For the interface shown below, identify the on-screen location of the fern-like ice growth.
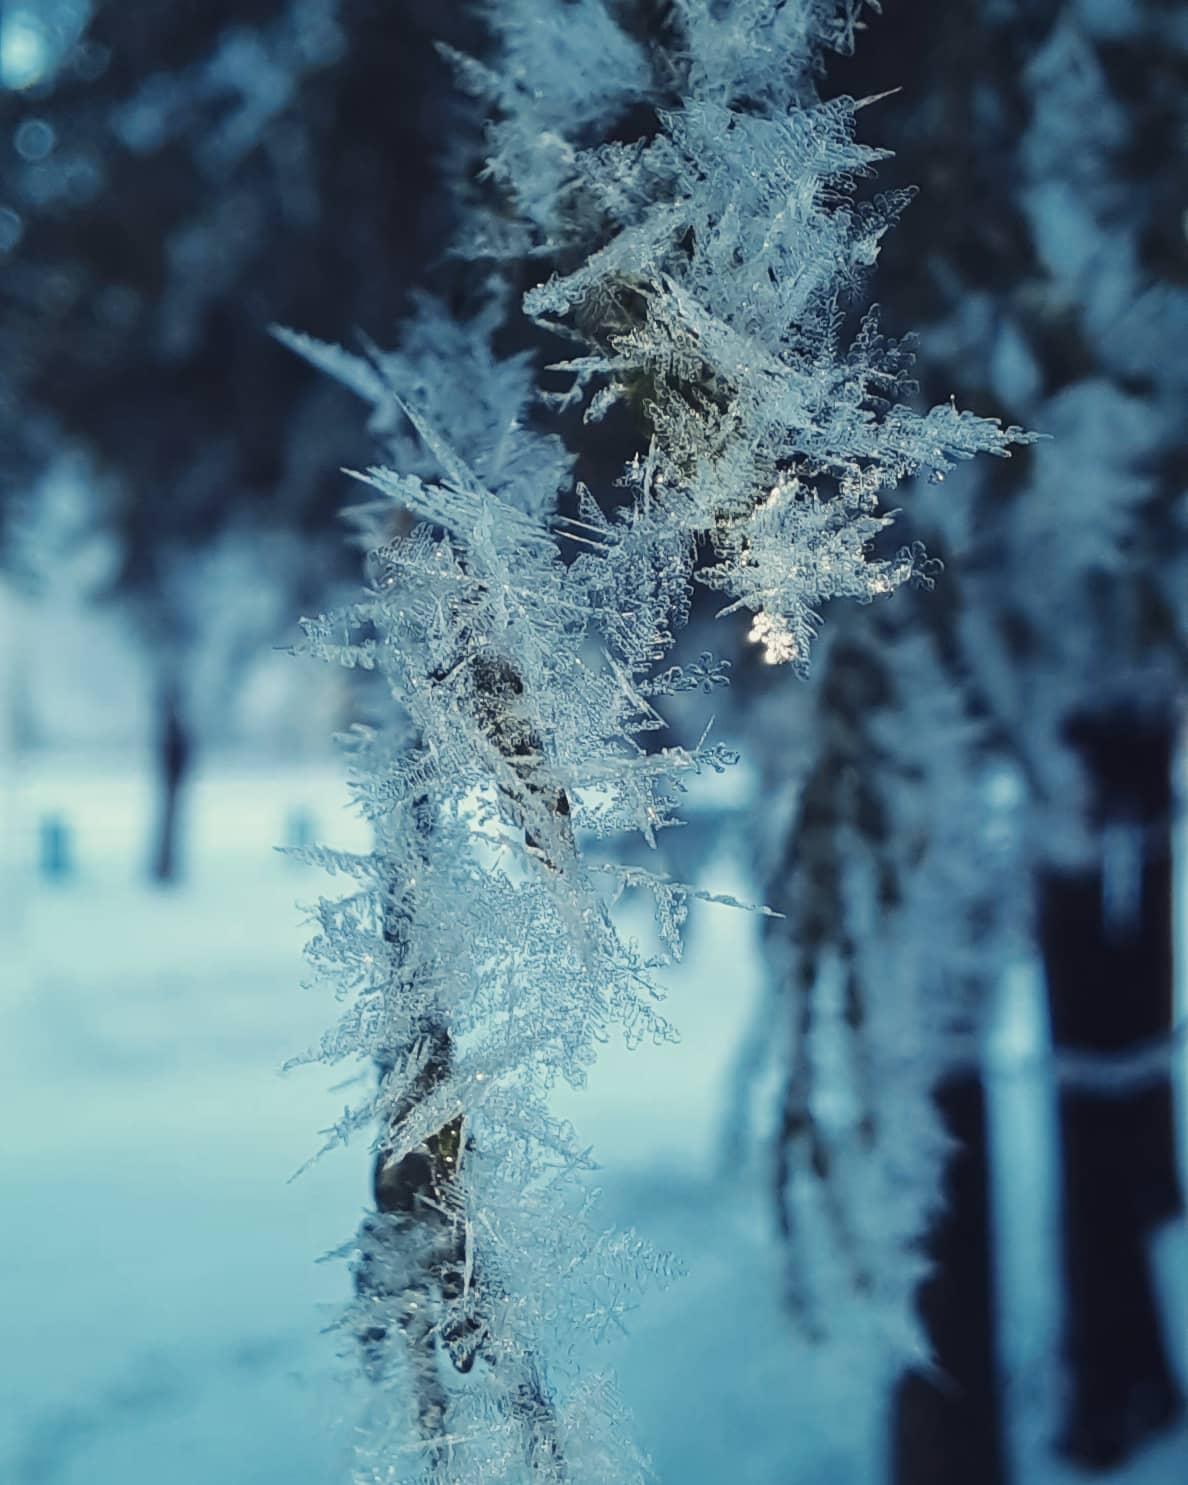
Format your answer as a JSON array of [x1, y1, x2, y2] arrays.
[[282, 2, 1033, 1478], [449, 3, 1033, 668], [514, 87, 1032, 669], [275, 290, 574, 525], [287, 334, 745, 1481]]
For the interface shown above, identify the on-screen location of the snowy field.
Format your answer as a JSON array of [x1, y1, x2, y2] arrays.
[[2, 754, 1185, 1484]]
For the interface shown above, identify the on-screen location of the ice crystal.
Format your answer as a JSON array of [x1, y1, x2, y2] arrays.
[[282, 3, 1033, 1477], [288, 376, 735, 1480]]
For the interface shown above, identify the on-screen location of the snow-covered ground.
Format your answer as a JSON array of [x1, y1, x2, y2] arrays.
[[2, 753, 803, 1485], [3, 753, 1185, 1483]]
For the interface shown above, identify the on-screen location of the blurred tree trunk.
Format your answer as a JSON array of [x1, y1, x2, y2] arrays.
[[892, 1072, 1008, 1485], [150, 683, 192, 884], [1037, 710, 1184, 1468]]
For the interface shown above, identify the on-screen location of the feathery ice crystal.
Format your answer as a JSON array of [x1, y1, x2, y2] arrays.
[[281, 3, 1033, 1478]]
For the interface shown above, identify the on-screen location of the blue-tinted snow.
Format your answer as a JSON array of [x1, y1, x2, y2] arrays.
[[3, 750, 1185, 1484]]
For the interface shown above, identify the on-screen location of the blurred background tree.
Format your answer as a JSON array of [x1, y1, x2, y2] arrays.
[[756, 2, 1188, 1478], [0, 0, 474, 879]]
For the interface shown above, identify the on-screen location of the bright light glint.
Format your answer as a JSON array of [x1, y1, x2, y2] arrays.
[[1, 12, 51, 90]]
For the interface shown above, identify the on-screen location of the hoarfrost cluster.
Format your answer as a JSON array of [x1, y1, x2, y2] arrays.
[[280, 1, 1031, 1478]]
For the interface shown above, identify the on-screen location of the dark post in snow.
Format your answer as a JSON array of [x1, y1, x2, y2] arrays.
[[39, 815, 73, 882], [150, 682, 192, 884], [1037, 708, 1185, 1468], [891, 1073, 1008, 1485]]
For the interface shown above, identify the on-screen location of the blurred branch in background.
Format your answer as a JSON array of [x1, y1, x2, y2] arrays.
[[764, 2, 1188, 1479]]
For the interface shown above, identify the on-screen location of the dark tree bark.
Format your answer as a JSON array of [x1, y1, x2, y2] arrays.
[[1037, 709, 1185, 1469], [150, 683, 192, 884], [892, 1072, 1008, 1485]]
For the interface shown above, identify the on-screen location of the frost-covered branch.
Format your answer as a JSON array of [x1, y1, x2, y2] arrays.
[[280, 2, 1031, 1477]]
